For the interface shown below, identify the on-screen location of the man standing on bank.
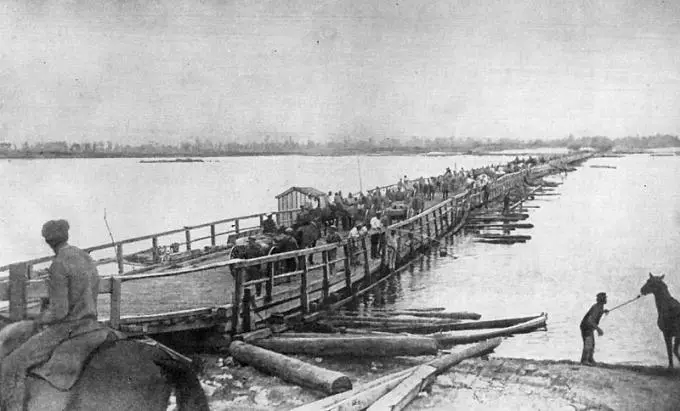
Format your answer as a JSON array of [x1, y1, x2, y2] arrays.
[[580, 292, 609, 365], [1, 219, 102, 411]]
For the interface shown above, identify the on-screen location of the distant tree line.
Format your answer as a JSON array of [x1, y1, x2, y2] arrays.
[[0, 134, 677, 158]]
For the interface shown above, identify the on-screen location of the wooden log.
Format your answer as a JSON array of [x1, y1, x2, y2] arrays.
[[277, 332, 403, 339], [229, 341, 352, 395], [475, 234, 532, 240], [336, 310, 481, 320], [433, 314, 548, 347], [366, 337, 502, 411], [323, 315, 457, 325], [360, 307, 446, 313], [291, 367, 416, 411], [254, 335, 439, 357], [370, 314, 542, 334], [475, 239, 527, 245], [465, 223, 534, 229]]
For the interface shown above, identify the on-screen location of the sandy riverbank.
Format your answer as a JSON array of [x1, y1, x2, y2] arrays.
[[176, 351, 680, 411]]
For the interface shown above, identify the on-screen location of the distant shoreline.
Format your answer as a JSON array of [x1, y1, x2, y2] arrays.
[[0, 149, 574, 160], [0, 147, 676, 160]]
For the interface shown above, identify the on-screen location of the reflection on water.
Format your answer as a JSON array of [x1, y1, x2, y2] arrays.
[[2, 154, 679, 366], [359, 155, 680, 367]]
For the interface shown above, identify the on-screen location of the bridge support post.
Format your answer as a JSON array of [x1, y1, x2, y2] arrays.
[[321, 250, 330, 303], [231, 267, 245, 334], [9, 263, 28, 321], [242, 288, 252, 333], [342, 244, 352, 294]]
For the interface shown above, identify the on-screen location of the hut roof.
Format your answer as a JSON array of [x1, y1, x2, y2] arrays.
[[275, 186, 326, 199]]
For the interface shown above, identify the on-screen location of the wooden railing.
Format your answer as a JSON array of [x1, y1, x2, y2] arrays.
[[0, 209, 300, 279]]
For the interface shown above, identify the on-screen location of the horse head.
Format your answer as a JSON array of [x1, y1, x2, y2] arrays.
[[641, 272, 667, 296]]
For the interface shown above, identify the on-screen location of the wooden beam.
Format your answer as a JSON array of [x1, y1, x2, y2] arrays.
[[229, 341, 352, 395], [231, 267, 244, 334], [253, 335, 439, 357], [109, 276, 122, 329], [366, 337, 502, 411]]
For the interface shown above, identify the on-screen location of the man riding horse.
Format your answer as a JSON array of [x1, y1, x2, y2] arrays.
[[1, 220, 103, 411]]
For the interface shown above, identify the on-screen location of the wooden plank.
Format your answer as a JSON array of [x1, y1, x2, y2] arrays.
[[9, 263, 28, 321], [109, 277, 122, 329]]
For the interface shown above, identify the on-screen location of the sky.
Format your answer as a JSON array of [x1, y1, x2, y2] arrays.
[[0, 0, 679, 144]]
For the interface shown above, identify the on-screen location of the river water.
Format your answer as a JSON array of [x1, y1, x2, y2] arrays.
[[1, 153, 678, 367]]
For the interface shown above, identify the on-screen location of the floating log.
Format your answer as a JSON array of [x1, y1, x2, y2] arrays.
[[253, 335, 439, 357], [589, 165, 617, 169], [471, 212, 529, 219], [323, 315, 457, 325], [468, 216, 527, 222], [319, 319, 456, 330], [375, 307, 447, 312], [387, 314, 542, 334], [336, 310, 481, 320], [433, 314, 548, 347], [474, 234, 532, 240], [475, 239, 526, 245], [229, 341, 352, 394], [366, 338, 502, 411], [533, 192, 561, 196], [465, 223, 534, 229]]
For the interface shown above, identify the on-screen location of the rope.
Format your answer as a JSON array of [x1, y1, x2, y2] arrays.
[[607, 294, 642, 314]]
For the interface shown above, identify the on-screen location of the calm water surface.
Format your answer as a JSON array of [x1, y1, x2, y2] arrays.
[[1, 154, 679, 366]]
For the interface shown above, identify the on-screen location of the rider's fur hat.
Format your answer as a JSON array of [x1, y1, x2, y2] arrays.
[[41, 219, 69, 244], [597, 292, 607, 301]]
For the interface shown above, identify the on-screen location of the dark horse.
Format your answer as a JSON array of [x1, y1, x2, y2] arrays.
[[0, 321, 209, 410], [641, 273, 680, 368]]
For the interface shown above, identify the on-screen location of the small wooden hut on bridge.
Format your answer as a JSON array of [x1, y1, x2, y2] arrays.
[[275, 186, 328, 227]]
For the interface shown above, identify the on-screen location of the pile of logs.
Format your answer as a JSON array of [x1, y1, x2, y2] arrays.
[[227, 307, 548, 410]]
